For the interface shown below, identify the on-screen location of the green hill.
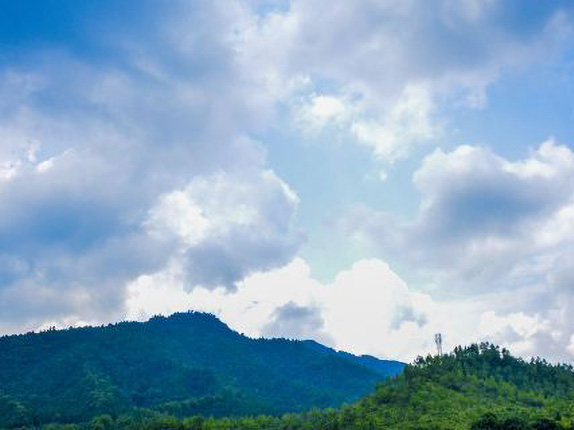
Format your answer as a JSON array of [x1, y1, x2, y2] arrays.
[[0, 312, 403, 428], [345, 343, 574, 429]]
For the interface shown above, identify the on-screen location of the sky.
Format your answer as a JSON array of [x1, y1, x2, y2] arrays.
[[1, 0, 574, 363]]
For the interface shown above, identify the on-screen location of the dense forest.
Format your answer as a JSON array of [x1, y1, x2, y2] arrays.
[[3, 313, 574, 430], [0, 312, 403, 428], [5, 342, 574, 430]]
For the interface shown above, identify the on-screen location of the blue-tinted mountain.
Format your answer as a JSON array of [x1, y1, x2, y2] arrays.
[[302, 340, 405, 378]]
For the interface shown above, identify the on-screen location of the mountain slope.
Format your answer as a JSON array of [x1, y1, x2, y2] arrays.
[[0, 312, 402, 428]]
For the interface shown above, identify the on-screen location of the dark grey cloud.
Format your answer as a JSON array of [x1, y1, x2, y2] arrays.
[[390, 305, 428, 330], [184, 236, 300, 291], [261, 301, 334, 345], [412, 145, 573, 243]]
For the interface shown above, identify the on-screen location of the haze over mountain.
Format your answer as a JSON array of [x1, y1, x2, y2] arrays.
[[0, 312, 403, 428]]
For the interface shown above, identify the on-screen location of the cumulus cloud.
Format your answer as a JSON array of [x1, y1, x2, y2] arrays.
[[344, 140, 574, 361], [130, 253, 574, 362], [123, 1, 574, 362], [146, 169, 301, 290], [260, 301, 334, 346], [0, 1, 302, 333], [126, 257, 457, 361], [245, 0, 573, 161], [126, 244, 574, 363], [349, 140, 574, 287]]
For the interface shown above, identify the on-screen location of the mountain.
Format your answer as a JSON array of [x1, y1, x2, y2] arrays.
[[6, 315, 572, 430], [0, 312, 403, 428], [37, 342, 574, 430]]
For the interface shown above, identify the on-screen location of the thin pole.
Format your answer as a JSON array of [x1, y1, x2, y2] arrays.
[[434, 333, 443, 356]]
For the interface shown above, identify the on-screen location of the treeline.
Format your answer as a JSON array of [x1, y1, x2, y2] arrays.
[[470, 413, 566, 430], [12, 409, 571, 430]]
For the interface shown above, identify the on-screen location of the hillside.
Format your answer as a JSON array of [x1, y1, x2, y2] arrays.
[[347, 343, 574, 429], [0, 312, 403, 428], [41, 342, 574, 430]]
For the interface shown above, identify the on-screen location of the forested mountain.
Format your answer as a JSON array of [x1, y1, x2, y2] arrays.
[[0, 312, 403, 428], [4, 317, 574, 430], [26, 342, 574, 430]]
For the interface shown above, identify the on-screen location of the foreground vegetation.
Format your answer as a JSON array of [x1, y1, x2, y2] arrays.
[[9, 342, 574, 430]]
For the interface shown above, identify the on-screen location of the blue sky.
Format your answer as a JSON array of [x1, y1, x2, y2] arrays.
[[1, 0, 574, 362]]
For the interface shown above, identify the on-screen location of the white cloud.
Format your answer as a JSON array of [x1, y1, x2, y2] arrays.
[[146, 169, 302, 290], [351, 84, 437, 162], [342, 139, 574, 361], [241, 0, 573, 161], [0, 2, 303, 332], [349, 140, 574, 288], [126, 248, 574, 363], [2, 0, 574, 365], [295, 84, 438, 162], [297, 94, 348, 130], [479, 311, 550, 343], [127, 257, 479, 361]]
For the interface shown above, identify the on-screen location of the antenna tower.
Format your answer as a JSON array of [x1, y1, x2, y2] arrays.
[[434, 333, 443, 356]]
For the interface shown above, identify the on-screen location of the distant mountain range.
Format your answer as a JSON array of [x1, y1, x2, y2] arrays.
[[0, 312, 404, 428]]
